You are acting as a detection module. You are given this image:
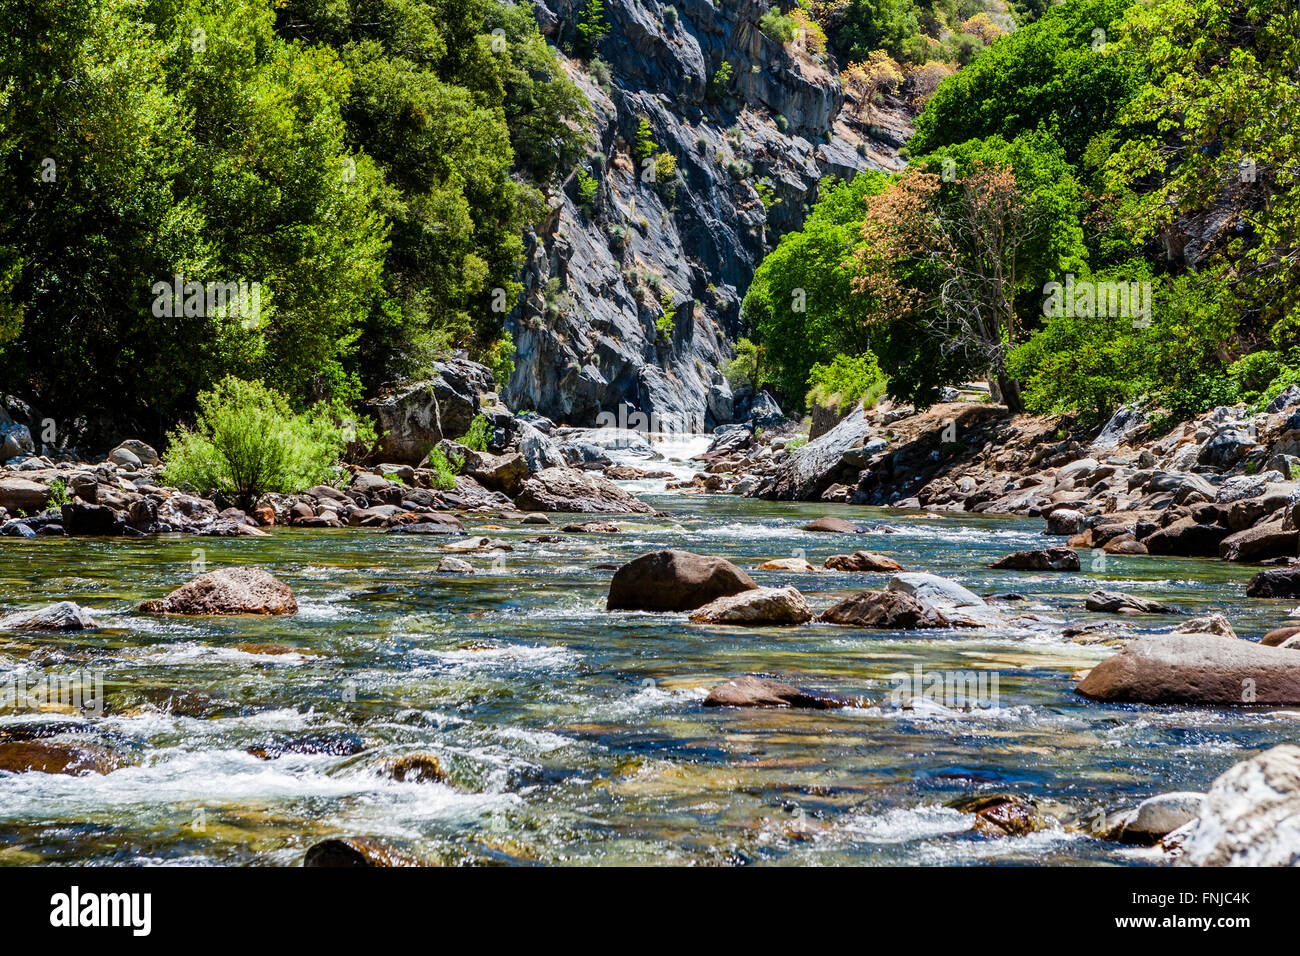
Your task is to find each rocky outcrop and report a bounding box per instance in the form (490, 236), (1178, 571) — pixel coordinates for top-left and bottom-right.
(1076, 633), (1300, 705)
(504, 2), (893, 430)
(688, 585), (812, 625)
(607, 549), (756, 612)
(764, 405), (876, 500)
(364, 359), (494, 464)
(140, 567), (298, 616)
(703, 674), (854, 709)
(515, 466), (654, 513)
(1180, 745), (1300, 866)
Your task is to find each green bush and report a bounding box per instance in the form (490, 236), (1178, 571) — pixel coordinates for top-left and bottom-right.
(162, 377), (370, 508)
(427, 446), (462, 491)
(721, 338), (770, 389)
(458, 415), (493, 452)
(806, 353), (888, 413)
(759, 9), (798, 44)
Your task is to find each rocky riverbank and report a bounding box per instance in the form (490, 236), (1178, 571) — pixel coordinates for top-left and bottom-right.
(690, 384), (1300, 584)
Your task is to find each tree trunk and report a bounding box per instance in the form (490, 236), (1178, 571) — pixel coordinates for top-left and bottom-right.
(997, 373), (1025, 414)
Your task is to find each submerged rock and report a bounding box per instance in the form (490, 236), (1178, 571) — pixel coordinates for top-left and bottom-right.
(1076, 633), (1300, 704)
(303, 838), (422, 867)
(1085, 589), (1177, 614)
(951, 793), (1049, 837)
(0, 741), (122, 775)
(689, 585), (812, 625)
(703, 675), (854, 709)
(819, 590), (950, 629)
(1180, 745), (1300, 866)
(436, 557), (474, 574)
(140, 567), (298, 615)
(988, 547), (1080, 571)
(606, 550), (756, 612)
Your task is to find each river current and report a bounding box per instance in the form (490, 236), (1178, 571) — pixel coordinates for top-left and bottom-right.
(0, 435), (1294, 866)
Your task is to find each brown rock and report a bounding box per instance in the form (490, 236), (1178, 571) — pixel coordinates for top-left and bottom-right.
(383, 754), (448, 784)
(987, 547), (1080, 571)
(802, 516), (863, 534)
(606, 550), (757, 612)
(1103, 534), (1148, 555)
(823, 551), (904, 572)
(819, 590), (950, 629)
(1262, 625), (1300, 646)
(689, 586), (812, 625)
(1219, 521), (1298, 562)
(1076, 633), (1300, 704)
(703, 675), (855, 709)
(140, 567), (297, 615)
(1142, 517), (1231, 557)
(1085, 589), (1176, 614)
(562, 521), (621, 533)
(0, 477), (50, 514)
(0, 741), (122, 775)
(755, 557), (817, 572)
(1171, 613), (1237, 640)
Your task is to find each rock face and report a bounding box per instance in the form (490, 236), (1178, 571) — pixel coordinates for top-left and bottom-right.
(364, 359), (494, 464)
(1180, 745), (1300, 866)
(703, 674), (853, 709)
(688, 585), (812, 625)
(988, 548), (1080, 571)
(0, 602), (97, 631)
(765, 405), (876, 500)
(504, 1), (889, 431)
(607, 549), (756, 612)
(515, 467), (654, 513)
(1076, 633), (1300, 704)
(140, 567), (298, 615)
(819, 590), (950, 629)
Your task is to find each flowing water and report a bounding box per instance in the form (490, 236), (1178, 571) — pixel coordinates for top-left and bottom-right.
(1, 441), (1296, 866)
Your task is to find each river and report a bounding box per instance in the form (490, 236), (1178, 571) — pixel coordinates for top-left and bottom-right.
(0, 436), (1295, 866)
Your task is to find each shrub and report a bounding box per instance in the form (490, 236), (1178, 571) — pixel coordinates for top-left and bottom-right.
(427, 446), (462, 491)
(47, 476), (71, 507)
(484, 331), (516, 386)
(709, 62), (733, 99)
(633, 117), (658, 161)
(663, 4), (678, 28)
(577, 0), (610, 58)
(806, 353), (888, 413)
(162, 377), (370, 508)
(458, 414), (493, 452)
(575, 166), (599, 213)
(721, 337), (769, 389)
(759, 8), (797, 44)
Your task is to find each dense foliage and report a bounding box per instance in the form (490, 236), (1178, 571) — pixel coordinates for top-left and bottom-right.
(0, 0), (587, 443)
(744, 0), (1300, 427)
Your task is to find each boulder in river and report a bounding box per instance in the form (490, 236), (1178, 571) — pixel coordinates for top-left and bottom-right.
(987, 548), (1080, 571)
(824, 551), (903, 572)
(140, 567), (298, 615)
(886, 572), (985, 608)
(0, 602), (97, 631)
(1218, 521), (1297, 563)
(1171, 613), (1237, 640)
(1085, 589), (1176, 614)
(755, 557), (817, 572)
(1262, 624), (1300, 646)
(436, 557), (474, 573)
(802, 516), (864, 534)
(0, 477), (50, 514)
(515, 467), (653, 514)
(1044, 508), (1084, 536)
(303, 838), (422, 867)
(1103, 792), (1205, 845)
(820, 589), (950, 629)
(1142, 517), (1231, 557)
(607, 550), (756, 612)
(0, 741), (122, 775)
(689, 585), (812, 625)
(703, 675), (855, 709)
(60, 502), (121, 536)
(1076, 633), (1300, 704)
(1179, 745), (1300, 866)
(1246, 566), (1300, 598)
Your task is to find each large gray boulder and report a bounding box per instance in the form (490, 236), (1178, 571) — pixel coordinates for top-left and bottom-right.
(763, 403), (874, 500)
(0, 602), (98, 631)
(140, 567), (298, 615)
(886, 572), (985, 608)
(364, 359), (493, 464)
(1181, 745), (1300, 866)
